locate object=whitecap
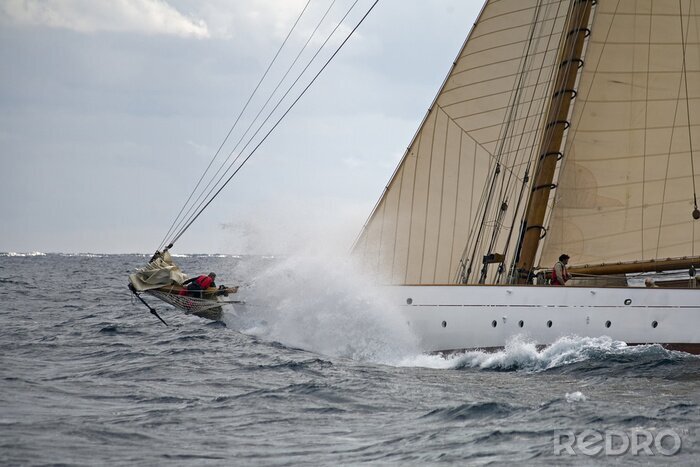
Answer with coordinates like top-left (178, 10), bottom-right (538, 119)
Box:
top-left (397, 335), bottom-right (628, 372)
top-left (565, 391), bottom-right (587, 403)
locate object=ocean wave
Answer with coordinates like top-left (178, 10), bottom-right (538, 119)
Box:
top-left (396, 335), bottom-right (695, 373)
top-left (1, 251), bottom-right (46, 257)
top-left (422, 401), bottom-right (520, 421)
top-left (58, 253), bottom-right (105, 258)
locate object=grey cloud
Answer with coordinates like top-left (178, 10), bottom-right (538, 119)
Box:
top-left (0, 0), bottom-right (209, 38)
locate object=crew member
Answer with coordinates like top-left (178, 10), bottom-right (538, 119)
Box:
top-left (180, 272), bottom-right (217, 298)
top-left (551, 254), bottom-right (571, 286)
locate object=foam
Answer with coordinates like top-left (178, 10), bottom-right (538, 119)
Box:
top-left (223, 254), bottom-right (420, 363)
top-left (396, 335), bottom-right (629, 371)
top-left (1, 251), bottom-right (46, 257)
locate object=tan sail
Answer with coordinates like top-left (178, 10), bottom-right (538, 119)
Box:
top-left (353, 0), bottom-right (570, 284)
top-left (541, 0), bottom-right (700, 268)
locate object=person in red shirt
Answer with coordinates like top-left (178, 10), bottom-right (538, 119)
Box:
top-left (551, 254), bottom-right (571, 286)
top-left (180, 272), bottom-right (217, 298)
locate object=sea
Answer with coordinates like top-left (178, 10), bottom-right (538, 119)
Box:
top-left (1, 252), bottom-right (699, 466)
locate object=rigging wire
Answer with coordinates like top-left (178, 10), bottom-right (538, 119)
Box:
top-left (158, 0), bottom-right (314, 251)
top-left (511, 0), bottom-right (589, 278)
top-left (506, 2), bottom-right (573, 282)
top-left (462, 0), bottom-right (560, 283)
top-left (168, 0), bottom-right (366, 247)
top-left (654, 4), bottom-right (693, 259)
top-left (481, 0), bottom-right (549, 281)
top-left (167, 0), bottom-right (381, 247)
top-left (500, 0), bottom-right (571, 282)
top-left (471, 2), bottom-right (558, 284)
top-left (163, 0), bottom-right (342, 250)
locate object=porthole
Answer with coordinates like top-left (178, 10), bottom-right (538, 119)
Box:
top-left (605, 320), bottom-right (611, 328)
top-left (441, 321), bottom-right (447, 328)
top-left (406, 298), bottom-right (413, 305)
top-left (491, 320), bottom-right (497, 328)
top-left (518, 320), bottom-right (524, 328)
top-left (652, 321), bottom-right (658, 328)
top-left (624, 299), bottom-right (632, 305)
top-left (546, 320), bottom-right (553, 328)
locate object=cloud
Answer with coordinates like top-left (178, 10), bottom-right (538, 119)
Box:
top-left (189, 0), bottom-right (356, 43)
top-left (0, 0), bottom-right (209, 38)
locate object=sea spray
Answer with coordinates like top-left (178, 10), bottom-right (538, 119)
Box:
top-left (224, 255), bottom-right (421, 362)
top-left (396, 335), bottom-right (631, 372)
top-left (221, 255), bottom-right (690, 370)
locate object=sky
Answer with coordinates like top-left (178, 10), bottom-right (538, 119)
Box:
top-left (0, 0), bottom-right (483, 255)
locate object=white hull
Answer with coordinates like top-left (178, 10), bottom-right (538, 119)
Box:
top-left (388, 285), bottom-right (700, 354)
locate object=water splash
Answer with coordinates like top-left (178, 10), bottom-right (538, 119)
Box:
top-left (396, 335), bottom-right (632, 372)
top-left (223, 255), bottom-right (420, 363)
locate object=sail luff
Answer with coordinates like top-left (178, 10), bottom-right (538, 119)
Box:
top-left (514, 0), bottom-right (595, 282)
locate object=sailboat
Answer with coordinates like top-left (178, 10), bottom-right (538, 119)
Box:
top-left (128, 250), bottom-right (240, 322)
top-left (352, 0), bottom-right (700, 354)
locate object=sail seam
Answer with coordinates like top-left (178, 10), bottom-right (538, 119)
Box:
top-left (417, 109), bottom-right (440, 283)
top-left (594, 12), bottom-right (700, 18)
top-left (442, 71), bottom-right (558, 97)
top-left (568, 149), bottom-right (699, 162)
top-left (447, 129), bottom-right (464, 278)
top-left (642, 0), bottom-right (652, 259)
top-left (403, 121), bottom-right (426, 284)
top-left (462, 26), bottom-right (571, 60)
top-left (392, 135), bottom-right (418, 284)
top-left (455, 50), bottom-right (560, 75)
top-left (437, 104), bottom-right (525, 183)
top-left (431, 110), bottom-right (452, 283)
top-left (579, 96), bottom-right (700, 103)
top-left (474, 1), bottom-right (564, 26)
top-left (551, 199), bottom-right (697, 219)
top-left (387, 154), bottom-right (405, 284)
top-left (572, 122), bottom-right (700, 133)
top-left (448, 99), bottom-right (549, 127)
top-left (441, 82), bottom-right (554, 109)
top-left (579, 69), bottom-right (700, 74)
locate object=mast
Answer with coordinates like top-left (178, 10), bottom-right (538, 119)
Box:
top-left (514, 0), bottom-right (594, 283)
